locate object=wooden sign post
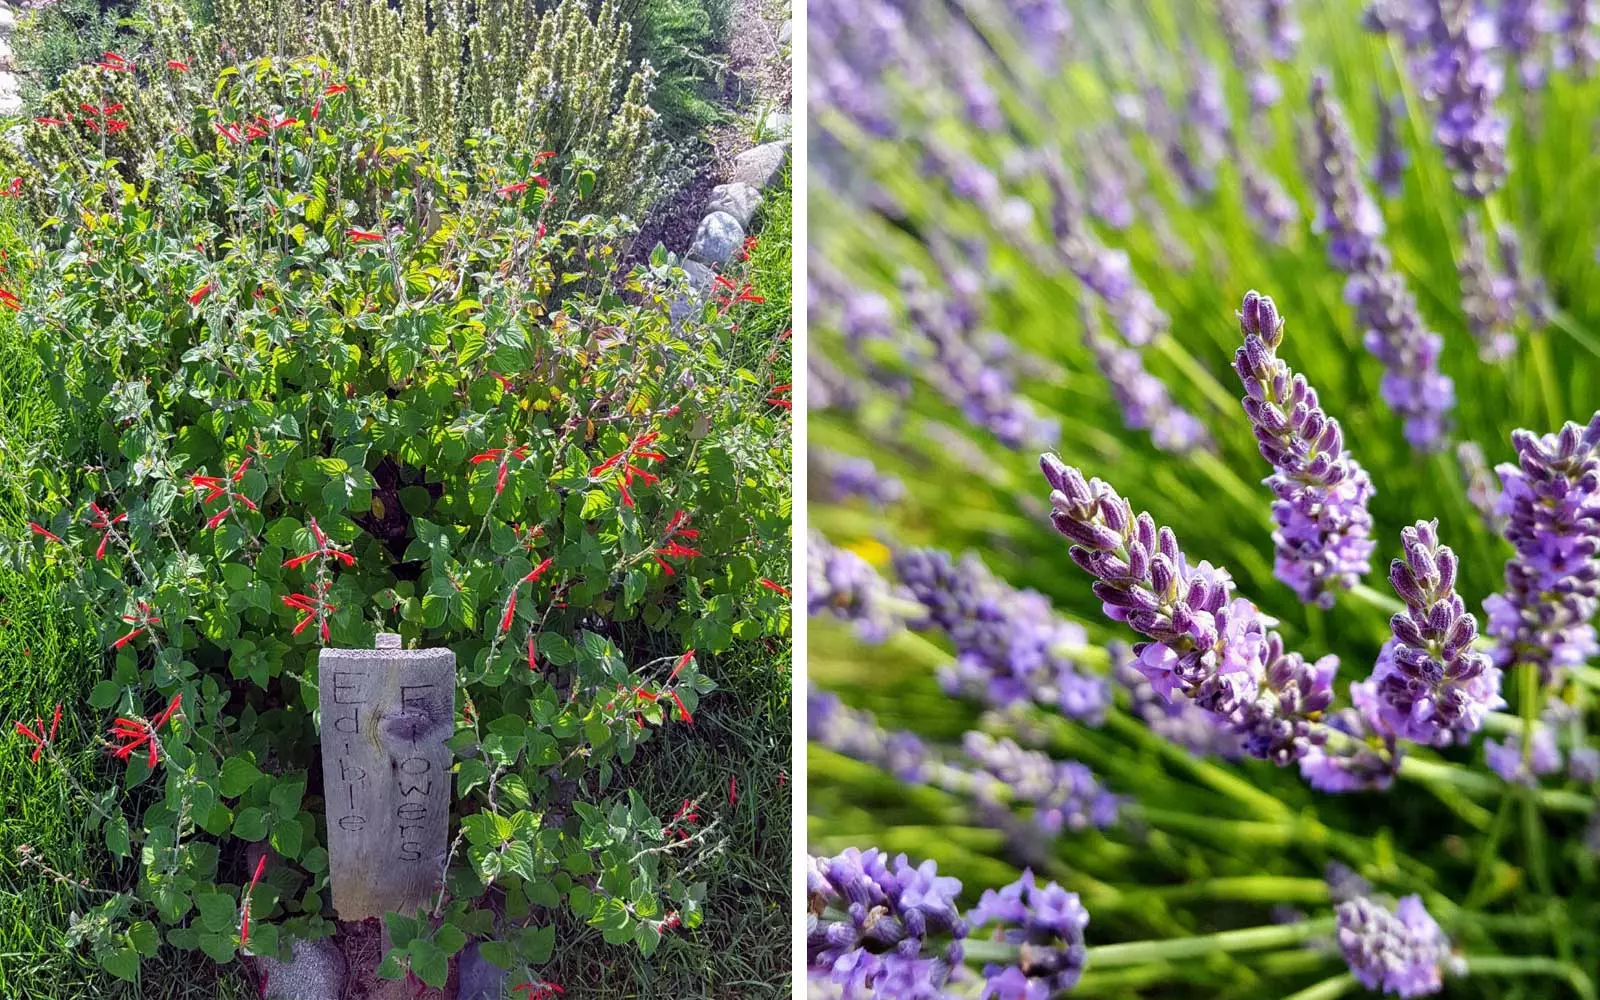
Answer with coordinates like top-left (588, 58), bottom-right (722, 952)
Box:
top-left (318, 634), bottom-right (455, 920)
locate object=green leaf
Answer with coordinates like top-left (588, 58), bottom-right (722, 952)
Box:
top-left (100, 945), bottom-right (140, 982)
top-left (233, 807), bottom-right (269, 841)
top-left (194, 891), bottom-right (237, 932)
top-left (199, 932), bottom-right (238, 964)
top-left (89, 680), bottom-right (122, 710)
top-left (218, 757), bottom-right (263, 797)
top-left (128, 921), bottom-right (161, 957)
top-left (409, 938), bottom-right (448, 988)
top-left (105, 814), bottom-right (131, 858)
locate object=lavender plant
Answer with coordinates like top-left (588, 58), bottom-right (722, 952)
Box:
top-left (809, 0), bottom-right (1600, 995)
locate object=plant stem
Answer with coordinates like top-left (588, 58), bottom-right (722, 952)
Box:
top-left (1347, 582), bottom-right (1405, 616)
top-left (1079, 916), bottom-right (1337, 969)
top-left (1462, 955), bottom-right (1598, 1000)
top-left (1397, 756), bottom-right (1593, 814)
top-left (1282, 973), bottom-right (1359, 1000)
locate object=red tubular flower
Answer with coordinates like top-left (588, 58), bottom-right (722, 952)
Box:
top-left (512, 983), bottom-right (564, 1000)
top-left (13, 705), bottom-right (60, 763)
top-left (34, 117), bottom-right (71, 126)
top-left (167, 59), bottom-right (189, 71)
top-left (109, 694), bottom-right (181, 768)
top-left (324, 83), bottom-right (349, 95)
top-left (114, 601), bottom-right (162, 651)
top-left (527, 632), bottom-right (538, 672)
top-left (758, 578), bottom-right (790, 598)
top-left (283, 518), bottom-right (356, 569)
top-left (728, 774), bottom-right (738, 805)
top-left (345, 228), bottom-right (383, 243)
top-left (590, 431), bottom-right (665, 508)
top-left (188, 283), bottom-right (212, 305)
top-left (29, 522), bottom-right (62, 543)
top-left (1, 178), bottom-right (22, 197)
top-left (0, 289), bottom-right (21, 310)
top-left (283, 586), bottom-right (336, 642)
top-left (96, 51), bottom-right (131, 72)
top-left (669, 649), bottom-right (695, 681)
top-left (471, 445), bottom-right (531, 496)
top-left (496, 181), bottom-right (529, 197)
top-left (87, 502), bottom-right (128, 560)
top-left (498, 590), bottom-right (518, 634)
top-left (668, 688), bottom-right (693, 726)
top-left (533, 151), bottom-right (557, 164)
top-left (214, 121), bottom-right (242, 144)
top-left (204, 507), bottom-right (233, 530)
top-left (249, 854), bottom-right (267, 888)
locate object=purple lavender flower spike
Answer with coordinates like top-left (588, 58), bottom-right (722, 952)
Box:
top-left (1501, 0), bottom-right (1552, 87)
top-left (1044, 162), bottom-right (1169, 347)
top-left (813, 448), bottom-right (906, 507)
top-left (1497, 225), bottom-right (1554, 331)
top-left (1336, 893), bottom-right (1451, 997)
top-left (1218, 0), bottom-right (1282, 111)
top-left (1113, 644), bottom-right (1245, 759)
top-left (809, 688), bottom-right (931, 783)
top-left (1482, 415), bottom-right (1600, 681)
top-left (1409, 0), bottom-right (1511, 196)
top-left (1241, 160), bottom-right (1300, 245)
top-left (1311, 76), bottom-right (1454, 450)
top-left (1299, 680), bottom-right (1403, 792)
top-left (1570, 744), bottom-right (1600, 783)
top-left (962, 732), bottom-right (1121, 834)
top-left (1484, 725), bottom-right (1563, 784)
top-left (1039, 454), bottom-right (1338, 764)
top-left (969, 871), bottom-right (1090, 999)
top-left (891, 547), bottom-right (1110, 723)
top-left (1083, 137), bottom-right (1138, 231)
top-left (1234, 291), bottom-right (1377, 608)
top-left (1371, 520), bottom-right (1503, 746)
top-left (1082, 303), bottom-right (1210, 456)
top-left (1554, 0), bottom-right (1600, 74)
top-left (1005, 0), bottom-right (1073, 66)
top-left (809, 533), bottom-right (918, 642)
top-left (808, 848), bottom-right (968, 998)
top-left (1457, 441), bottom-right (1508, 533)
top-left (1263, 0), bottom-right (1302, 60)
top-left (1374, 95), bottom-right (1408, 197)
top-left (1458, 211), bottom-right (1518, 362)
top-left (1188, 60), bottom-right (1233, 175)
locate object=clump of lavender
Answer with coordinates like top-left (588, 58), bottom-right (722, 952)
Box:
top-left (1233, 291), bottom-right (1377, 608)
top-left (809, 533), bottom-right (919, 642)
top-left (1040, 455), bottom-right (1338, 764)
top-left (1336, 893), bottom-right (1453, 997)
top-left (969, 871), bottom-right (1091, 999)
top-left (1004, 0), bottom-right (1073, 67)
top-left (1458, 211), bottom-right (1518, 362)
top-left (1263, 0), bottom-right (1302, 60)
top-left (1082, 303), bottom-right (1211, 456)
top-left (1371, 520), bottom-right (1503, 746)
top-left (1482, 415), bottom-right (1600, 681)
top-left (1082, 132), bottom-right (1139, 230)
top-left (813, 448), bottom-right (906, 507)
top-left (891, 546), bottom-right (1110, 722)
top-left (1187, 60), bottom-right (1234, 178)
top-left (1113, 644), bottom-right (1245, 759)
top-left (1374, 95), bottom-right (1409, 197)
top-left (1456, 441), bottom-right (1507, 533)
top-left (809, 688), bottom-right (931, 783)
top-left (1501, 0), bottom-right (1553, 87)
top-left (807, 848), bottom-right (968, 997)
top-left (1310, 76), bottom-right (1454, 450)
top-left (1144, 84), bottom-right (1217, 200)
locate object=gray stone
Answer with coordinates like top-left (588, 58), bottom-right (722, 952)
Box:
top-left (681, 259), bottom-right (715, 294)
top-left (457, 941), bottom-right (508, 1000)
top-left (778, 19), bottom-right (792, 45)
top-left (758, 111), bottom-right (791, 141)
top-left (688, 211), bottom-right (746, 266)
top-left (259, 937), bottom-right (345, 1000)
top-left (729, 141), bottom-right (790, 189)
top-left (706, 183), bottom-right (762, 229)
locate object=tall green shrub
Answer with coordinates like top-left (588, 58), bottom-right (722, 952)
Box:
top-left (3, 55), bottom-right (789, 986)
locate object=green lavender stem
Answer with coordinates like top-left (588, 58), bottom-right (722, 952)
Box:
top-left (1281, 973), bottom-right (1359, 1000)
top-left (1460, 955), bottom-right (1598, 1000)
top-left (958, 915), bottom-right (1339, 969)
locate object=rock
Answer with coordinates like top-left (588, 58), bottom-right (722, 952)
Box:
top-left (258, 937), bottom-right (346, 1000)
top-left (0, 8), bottom-right (15, 32)
top-left (688, 211), bottom-right (745, 266)
top-left (705, 183), bottom-right (762, 229)
top-left (778, 19), bottom-right (792, 45)
top-left (681, 259), bottom-right (715, 295)
top-left (457, 941), bottom-right (507, 1000)
top-left (729, 141), bottom-right (789, 189)
top-left (758, 110), bottom-right (791, 141)
top-left (0, 37), bottom-right (13, 71)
